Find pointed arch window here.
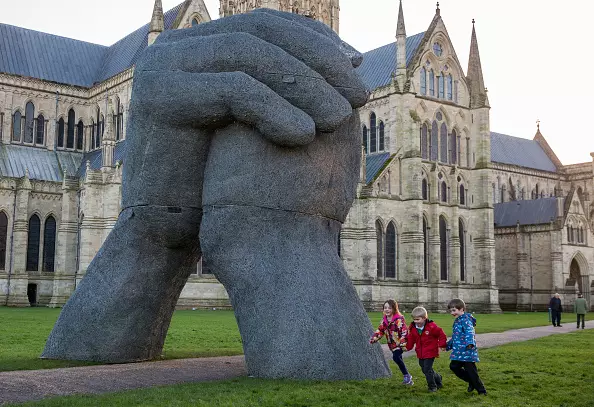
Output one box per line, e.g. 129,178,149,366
369,113,377,153
67,109,75,149
362,125,368,154
430,121,438,160
440,122,448,162
429,70,435,96
77,121,84,150
439,216,448,281
441,181,447,203
376,220,384,279
422,178,428,201
450,129,457,164
379,121,385,151
57,118,65,148
97,114,104,149
26,215,41,271
421,123,428,159
420,67,427,95
385,222,397,279
459,218,466,281
12,111,22,142
0,212,7,270
454,80,459,103
438,73,444,98
36,115,45,145
447,74,453,100
42,216,56,272
24,102,35,143
91,119,96,150
459,184,466,205
423,216,429,280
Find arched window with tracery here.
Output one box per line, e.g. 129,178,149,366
12,111,22,142
459,218,465,281
36,114,45,145
440,122,448,162
420,67,427,95
439,215,448,281
423,216,429,280
42,216,56,272
429,70,435,96
422,178,428,200
450,129,457,164
385,222,397,279
26,215,41,271
57,118,65,148
376,220,384,279
369,113,377,153
379,121,385,151
0,212,7,270
362,125,368,154
24,102,35,143
77,120,84,150
67,109,75,149
421,123,428,159
430,121,438,160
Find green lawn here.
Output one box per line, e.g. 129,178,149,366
8,329,594,407
0,307,591,372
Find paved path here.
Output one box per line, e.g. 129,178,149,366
1,321,592,405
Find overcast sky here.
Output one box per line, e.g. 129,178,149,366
1,0,591,164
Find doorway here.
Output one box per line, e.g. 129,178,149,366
27,284,37,306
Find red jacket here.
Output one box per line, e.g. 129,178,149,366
406,320,447,359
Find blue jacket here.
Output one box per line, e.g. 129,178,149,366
446,313,479,362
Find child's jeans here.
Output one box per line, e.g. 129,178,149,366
418,358,442,390
392,349,409,376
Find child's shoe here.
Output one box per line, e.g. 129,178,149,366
402,374,414,385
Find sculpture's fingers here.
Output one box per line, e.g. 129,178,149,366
132,70,315,147
249,8,363,68
154,12,368,109
137,33,351,133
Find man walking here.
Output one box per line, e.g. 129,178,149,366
549,293,563,327
575,293,588,329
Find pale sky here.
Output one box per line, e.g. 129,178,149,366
1,0,591,164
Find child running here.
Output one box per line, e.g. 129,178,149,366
370,300,413,385
446,298,487,396
406,306,447,392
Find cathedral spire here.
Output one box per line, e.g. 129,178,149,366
396,0,406,37
148,0,164,46
467,19,488,109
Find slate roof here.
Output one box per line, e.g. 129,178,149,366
0,3,184,87
494,197,558,227
491,132,557,173
365,152,392,184
77,141,128,178
356,32,425,91
0,144,83,182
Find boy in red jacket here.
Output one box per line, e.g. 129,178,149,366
406,306,447,392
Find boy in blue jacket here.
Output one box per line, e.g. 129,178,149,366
446,298,487,396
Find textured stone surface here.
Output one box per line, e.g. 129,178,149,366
43,9,390,379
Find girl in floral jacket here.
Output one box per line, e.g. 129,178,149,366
370,300,413,385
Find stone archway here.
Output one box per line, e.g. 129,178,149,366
569,258,582,293
567,252,591,310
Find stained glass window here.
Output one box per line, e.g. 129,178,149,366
12,111,21,142
385,222,397,278
450,129,457,164
420,67,427,95
429,70,435,96
77,121,84,150
42,216,56,272
376,220,384,279
379,121,385,151
430,121,438,161
57,118,65,148
362,125,368,153
67,109,75,149
439,216,448,280
24,102,35,143
369,113,377,153
36,115,45,145
459,219,465,281
440,122,448,162
438,74,444,98
26,215,40,271
447,75,453,100
0,212,7,270
433,42,443,56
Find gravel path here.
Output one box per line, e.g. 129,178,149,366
1,321,592,405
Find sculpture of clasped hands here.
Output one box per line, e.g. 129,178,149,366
43,9,390,380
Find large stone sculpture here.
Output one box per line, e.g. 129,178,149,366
42,9,390,380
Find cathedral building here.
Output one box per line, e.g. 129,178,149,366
0,0,591,312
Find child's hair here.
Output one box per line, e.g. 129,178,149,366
411,306,428,319
448,298,466,311
384,299,401,315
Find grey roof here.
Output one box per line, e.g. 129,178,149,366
0,144,83,182
0,3,184,87
494,197,558,227
356,32,425,91
491,132,557,173
365,152,392,184
77,141,128,178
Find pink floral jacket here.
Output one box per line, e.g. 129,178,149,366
370,314,408,351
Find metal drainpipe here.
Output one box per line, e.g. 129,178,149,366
5,186,18,306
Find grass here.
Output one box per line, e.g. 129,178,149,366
8,329,594,407
0,307,591,372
